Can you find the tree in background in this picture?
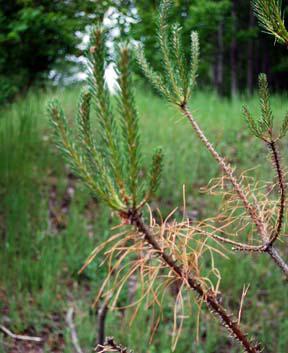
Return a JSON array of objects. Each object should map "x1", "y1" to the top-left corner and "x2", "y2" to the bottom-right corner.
[
  {"x1": 1, "y1": 0, "x2": 287, "y2": 103},
  {"x1": 49, "y1": 1, "x2": 288, "y2": 351},
  {"x1": 0, "y1": 0, "x2": 131, "y2": 104},
  {"x1": 131, "y1": 0, "x2": 288, "y2": 96}
]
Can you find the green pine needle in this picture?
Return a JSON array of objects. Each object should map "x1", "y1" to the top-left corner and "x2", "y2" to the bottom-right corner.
[
  {"x1": 89, "y1": 27, "x2": 124, "y2": 189},
  {"x1": 48, "y1": 100, "x2": 121, "y2": 208},
  {"x1": 136, "y1": 46, "x2": 171, "y2": 99},
  {"x1": 137, "y1": 147, "x2": 164, "y2": 210},
  {"x1": 149, "y1": 148, "x2": 164, "y2": 196},
  {"x1": 243, "y1": 105, "x2": 261, "y2": 138},
  {"x1": 243, "y1": 73, "x2": 282, "y2": 142},
  {"x1": 117, "y1": 45, "x2": 142, "y2": 206},
  {"x1": 158, "y1": 0, "x2": 183, "y2": 103},
  {"x1": 137, "y1": 0, "x2": 200, "y2": 107},
  {"x1": 78, "y1": 89, "x2": 92, "y2": 147},
  {"x1": 171, "y1": 24, "x2": 189, "y2": 101},
  {"x1": 258, "y1": 73, "x2": 274, "y2": 132},
  {"x1": 280, "y1": 112, "x2": 288, "y2": 138},
  {"x1": 253, "y1": 0, "x2": 288, "y2": 46},
  {"x1": 49, "y1": 26, "x2": 163, "y2": 214}
]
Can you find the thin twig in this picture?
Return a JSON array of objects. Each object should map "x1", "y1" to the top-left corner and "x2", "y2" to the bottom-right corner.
[
  {"x1": 180, "y1": 104, "x2": 267, "y2": 239},
  {"x1": 267, "y1": 141, "x2": 285, "y2": 245},
  {"x1": 131, "y1": 211, "x2": 261, "y2": 353},
  {"x1": 0, "y1": 325, "x2": 42, "y2": 343},
  {"x1": 66, "y1": 307, "x2": 84, "y2": 353},
  {"x1": 198, "y1": 230, "x2": 265, "y2": 252},
  {"x1": 238, "y1": 284, "x2": 250, "y2": 325}
]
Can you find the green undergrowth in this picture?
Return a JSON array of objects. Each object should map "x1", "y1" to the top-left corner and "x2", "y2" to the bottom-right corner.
[{"x1": 0, "y1": 86, "x2": 287, "y2": 352}]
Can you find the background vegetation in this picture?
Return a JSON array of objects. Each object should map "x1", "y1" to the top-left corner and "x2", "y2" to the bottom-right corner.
[{"x1": 0, "y1": 0, "x2": 288, "y2": 352}]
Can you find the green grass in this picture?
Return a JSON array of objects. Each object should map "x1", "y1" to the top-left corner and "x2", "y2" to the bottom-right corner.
[{"x1": 0, "y1": 86, "x2": 288, "y2": 352}]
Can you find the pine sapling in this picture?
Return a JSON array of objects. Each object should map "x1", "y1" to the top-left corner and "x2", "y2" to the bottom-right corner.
[
  {"x1": 49, "y1": 26, "x2": 164, "y2": 216},
  {"x1": 50, "y1": 21, "x2": 261, "y2": 353},
  {"x1": 49, "y1": 1, "x2": 288, "y2": 352},
  {"x1": 137, "y1": 0, "x2": 288, "y2": 278}
]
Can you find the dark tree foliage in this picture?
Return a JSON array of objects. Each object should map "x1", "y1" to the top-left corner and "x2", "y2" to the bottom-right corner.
[
  {"x1": 131, "y1": 0, "x2": 288, "y2": 96},
  {"x1": 0, "y1": 0, "x2": 112, "y2": 103}
]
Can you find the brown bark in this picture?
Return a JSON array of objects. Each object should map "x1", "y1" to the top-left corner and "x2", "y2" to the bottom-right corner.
[
  {"x1": 214, "y1": 21, "x2": 224, "y2": 95},
  {"x1": 247, "y1": 4, "x2": 255, "y2": 95},
  {"x1": 230, "y1": 0, "x2": 238, "y2": 97}
]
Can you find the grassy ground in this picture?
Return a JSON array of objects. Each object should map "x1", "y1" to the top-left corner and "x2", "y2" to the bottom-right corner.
[{"x1": 0, "y1": 86, "x2": 288, "y2": 352}]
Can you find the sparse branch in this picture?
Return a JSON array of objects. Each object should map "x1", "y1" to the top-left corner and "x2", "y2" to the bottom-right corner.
[
  {"x1": 138, "y1": 1, "x2": 288, "y2": 279},
  {"x1": 267, "y1": 141, "x2": 285, "y2": 246},
  {"x1": 131, "y1": 212, "x2": 261, "y2": 353},
  {"x1": 0, "y1": 325, "x2": 42, "y2": 343},
  {"x1": 180, "y1": 104, "x2": 267, "y2": 240},
  {"x1": 180, "y1": 104, "x2": 288, "y2": 278},
  {"x1": 66, "y1": 308, "x2": 84, "y2": 353},
  {"x1": 205, "y1": 232, "x2": 265, "y2": 253}
]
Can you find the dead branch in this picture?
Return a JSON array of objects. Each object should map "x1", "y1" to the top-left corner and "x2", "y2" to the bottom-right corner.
[
  {"x1": 66, "y1": 307, "x2": 84, "y2": 353},
  {"x1": 131, "y1": 212, "x2": 261, "y2": 353},
  {"x1": 180, "y1": 104, "x2": 288, "y2": 278},
  {"x1": 0, "y1": 324, "x2": 42, "y2": 342}
]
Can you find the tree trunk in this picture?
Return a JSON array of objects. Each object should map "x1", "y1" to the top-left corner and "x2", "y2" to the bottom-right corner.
[
  {"x1": 247, "y1": 4, "x2": 255, "y2": 95},
  {"x1": 230, "y1": 0, "x2": 238, "y2": 97},
  {"x1": 214, "y1": 21, "x2": 224, "y2": 95}
]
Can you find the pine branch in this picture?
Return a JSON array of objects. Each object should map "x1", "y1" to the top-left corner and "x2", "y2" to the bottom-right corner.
[
  {"x1": 279, "y1": 111, "x2": 288, "y2": 138},
  {"x1": 171, "y1": 24, "x2": 189, "y2": 100},
  {"x1": 77, "y1": 90, "x2": 120, "y2": 204},
  {"x1": 258, "y1": 73, "x2": 273, "y2": 135},
  {"x1": 180, "y1": 103, "x2": 288, "y2": 277},
  {"x1": 267, "y1": 141, "x2": 285, "y2": 246},
  {"x1": 158, "y1": 0, "x2": 182, "y2": 102},
  {"x1": 89, "y1": 27, "x2": 125, "y2": 190},
  {"x1": 136, "y1": 47, "x2": 171, "y2": 99},
  {"x1": 117, "y1": 45, "x2": 141, "y2": 206},
  {"x1": 137, "y1": 148, "x2": 164, "y2": 210},
  {"x1": 50, "y1": 25, "x2": 163, "y2": 214},
  {"x1": 137, "y1": 0, "x2": 288, "y2": 278},
  {"x1": 253, "y1": 0, "x2": 288, "y2": 46},
  {"x1": 243, "y1": 105, "x2": 262, "y2": 138},
  {"x1": 243, "y1": 74, "x2": 274, "y2": 142},
  {"x1": 244, "y1": 73, "x2": 286, "y2": 249},
  {"x1": 49, "y1": 100, "x2": 125, "y2": 211}
]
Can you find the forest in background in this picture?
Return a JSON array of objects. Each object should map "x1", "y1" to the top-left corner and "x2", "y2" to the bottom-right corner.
[{"x1": 1, "y1": 0, "x2": 288, "y2": 105}]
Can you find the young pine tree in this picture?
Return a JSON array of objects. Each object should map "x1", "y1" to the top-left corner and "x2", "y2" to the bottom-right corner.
[
  {"x1": 49, "y1": 27, "x2": 163, "y2": 217},
  {"x1": 49, "y1": 1, "x2": 288, "y2": 352}
]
